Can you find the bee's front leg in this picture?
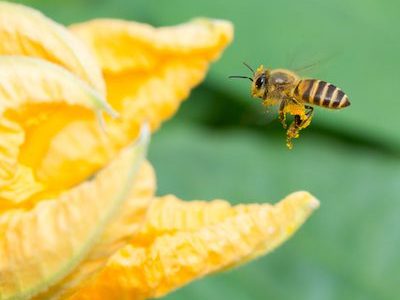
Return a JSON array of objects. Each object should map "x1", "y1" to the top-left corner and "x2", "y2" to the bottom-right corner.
[
  {"x1": 278, "y1": 99, "x2": 288, "y2": 129},
  {"x1": 286, "y1": 118, "x2": 300, "y2": 149}
]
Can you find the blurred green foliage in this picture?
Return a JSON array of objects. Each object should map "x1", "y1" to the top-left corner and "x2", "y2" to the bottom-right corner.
[{"x1": 12, "y1": 0, "x2": 400, "y2": 299}]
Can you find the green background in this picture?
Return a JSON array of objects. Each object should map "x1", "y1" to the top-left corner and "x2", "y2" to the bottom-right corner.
[{"x1": 14, "y1": 0, "x2": 400, "y2": 299}]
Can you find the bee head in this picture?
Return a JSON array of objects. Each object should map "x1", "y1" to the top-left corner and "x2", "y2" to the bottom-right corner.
[
  {"x1": 251, "y1": 65, "x2": 270, "y2": 99},
  {"x1": 229, "y1": 63, "x2": 270, "y2": 100}
]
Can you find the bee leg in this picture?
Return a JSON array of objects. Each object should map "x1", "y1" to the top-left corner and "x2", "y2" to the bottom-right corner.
[
  {"x1": 297, "y1": 105, "x2": 314, "y2": 130},
  {"x1": 278, "y1": 99, "x2": 287, "y2": 129},
  {"x1": 285, "y1": 106, "x2": 314, "y2": 149},
  {"x1": 286, "y1": 116, "x2": 300, "y2": 149}
]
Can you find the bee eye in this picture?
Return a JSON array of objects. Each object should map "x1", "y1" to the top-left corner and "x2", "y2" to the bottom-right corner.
[{"x1": 255, "y1": 75, "x2": 266, "y2": 89}]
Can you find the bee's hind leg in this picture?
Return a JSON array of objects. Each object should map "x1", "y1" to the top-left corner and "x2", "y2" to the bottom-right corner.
[
  {"x1": 297, "y1": 105, "x2": 314, "y2": 129},
  {"x1": 286, "y1": 105, "x2": 314, "y2": 149}
]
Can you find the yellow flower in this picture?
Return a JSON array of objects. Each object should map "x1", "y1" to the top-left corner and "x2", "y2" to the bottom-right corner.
[{"x1": 0, "y1": 2, "x2": 319, "y2": 300}]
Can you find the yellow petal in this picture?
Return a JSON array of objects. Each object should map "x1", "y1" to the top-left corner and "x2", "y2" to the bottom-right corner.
[
  {"x1": 133, "y1": 194, "x2": 236, "y2": 247},
  {"x1": 0, "y1": 128, "x2": 148, "y2": 299},
  {"x1": 70, "y1": 18, "x2": 233, "y2": 130},
  {"x1": 0, "y1": 56, "x2": 110, "y2": 112},
  {"x1": 0, "y1": 117, "x2": 43, "y2": 207},
  {"x1": 35, "y1": 160, "x2": 156, "y2": 300},
  {"x1": 70, "y1": 18, "x2": 233, "y2": 71},
  {"x1": 0, "y1": 56, "x2": 113, "y2": 206},
  {"x1": 71, "y1": 192, "x2": 318, "y2": 300},
  {"x1": 32, "y1": 18, "x2": 233, "y2": 191},
  {"x1": 0, "y1": 2, "x2": 105, "y2": 94}
]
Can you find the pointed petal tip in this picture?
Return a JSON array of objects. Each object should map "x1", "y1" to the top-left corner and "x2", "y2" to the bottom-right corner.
[
  {"x1": 193, "y1": 18, "x2": 234, "y2": 38},
  {"x1": 285, "y1": 191, "x2": 320, "y2": 210},
  {"x1": 278, "y1": 191, "x2": 320, "y2": 228}
]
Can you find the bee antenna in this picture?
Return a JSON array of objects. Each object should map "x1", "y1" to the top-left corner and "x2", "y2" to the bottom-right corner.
[
  {"x1": 228, "y1": 75, "x2": 253, "y2": 82},
  {"x1": 242, "y1": 62, "x2": 255, "y2": 75}
]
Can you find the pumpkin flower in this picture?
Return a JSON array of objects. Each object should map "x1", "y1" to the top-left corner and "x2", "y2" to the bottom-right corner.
[{"x1": 0, "y1": 2, "x2": 319, "y2": 300}]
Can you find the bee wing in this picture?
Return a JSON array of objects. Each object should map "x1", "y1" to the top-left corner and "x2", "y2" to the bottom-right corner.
[{"x1": 290, "y1": 53, "x2": 338, "y2": 77}]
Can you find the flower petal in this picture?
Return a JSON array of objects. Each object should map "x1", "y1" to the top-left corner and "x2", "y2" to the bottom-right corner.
[
  {"x1": 0, "y1": 56, "x2": 110, "y2": 112},
  {"x1": 32, "y1": 18, "x2": 233, "y2": 191},
  {"x1": 0, "y1": 2, "x2": 105, "y2": 94},
  {"x1": 35, "y1": 160, "x2": 156, "y2": 300},
  {"x1": 0, "y1": 56, "x2": 113, "y2": 205},
  {"x1": 71, "y1": 191, "x2": 318, "y2": 300},
  {"x1": 0, "y1": 128, "x2": 148, "y2": 299},
  {"x1": 70, "y1": 18, "x2": 233, "y2": 130}
]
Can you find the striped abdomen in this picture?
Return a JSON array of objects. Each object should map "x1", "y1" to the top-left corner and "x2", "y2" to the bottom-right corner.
[{"x1": 293, "y1": 79, "x2": 350, "y2": 109}]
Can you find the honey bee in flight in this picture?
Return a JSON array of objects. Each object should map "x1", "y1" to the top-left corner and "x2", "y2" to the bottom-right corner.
[{"x1": 229, "y1": 63, "x2": 350, "y2": 149}]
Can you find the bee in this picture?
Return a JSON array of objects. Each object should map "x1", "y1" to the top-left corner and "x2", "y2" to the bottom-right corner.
[{"x1": 229, "y1": 63, "x2": 350, "y2": 149}]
